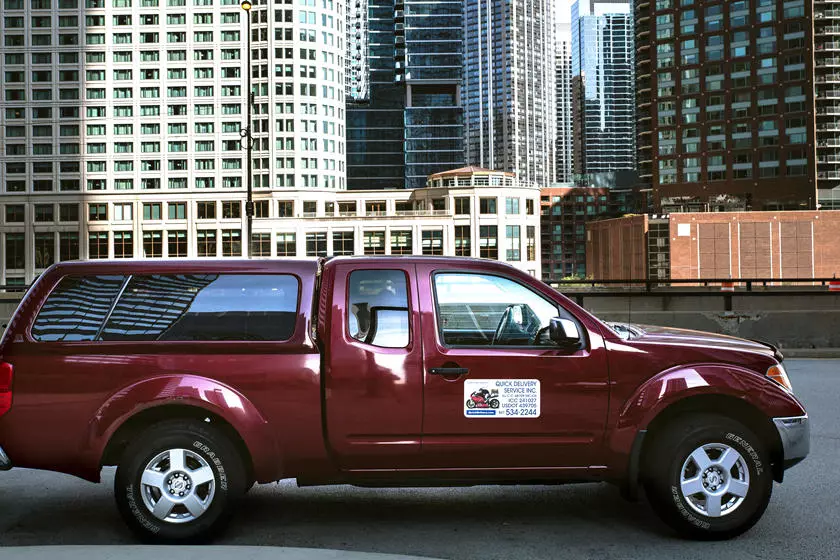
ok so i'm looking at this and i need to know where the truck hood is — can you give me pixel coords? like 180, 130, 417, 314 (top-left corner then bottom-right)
606, 322, 781, 359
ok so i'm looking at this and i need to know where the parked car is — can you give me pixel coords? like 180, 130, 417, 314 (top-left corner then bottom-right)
0, 257, 808, 542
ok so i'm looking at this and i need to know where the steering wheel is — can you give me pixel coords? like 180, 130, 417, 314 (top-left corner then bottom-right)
490, 305, 514, 346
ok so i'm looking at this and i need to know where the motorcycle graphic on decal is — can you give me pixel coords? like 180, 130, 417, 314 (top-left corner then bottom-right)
465, 388, 500, 410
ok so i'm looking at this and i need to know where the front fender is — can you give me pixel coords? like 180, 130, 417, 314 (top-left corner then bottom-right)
86, 374, 279, 482
608, 363, 806, 472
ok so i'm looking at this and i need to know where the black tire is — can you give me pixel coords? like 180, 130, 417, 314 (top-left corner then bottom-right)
643, 413, 772, 540
114, 419, 247, 544
466, 399, 476, 409
489, 399, 500, 409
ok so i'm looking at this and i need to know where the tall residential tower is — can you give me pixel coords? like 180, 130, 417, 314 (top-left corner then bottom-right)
463, 0, 557, 187
556, 22, 574, 184
634, 0, 816, 211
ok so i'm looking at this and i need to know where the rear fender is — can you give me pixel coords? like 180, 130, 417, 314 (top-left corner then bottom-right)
609, 363, 806, 473
86, 374, 279, 482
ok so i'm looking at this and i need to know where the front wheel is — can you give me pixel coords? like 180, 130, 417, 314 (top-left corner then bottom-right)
466, 399, 476, 409
643, 414, 772, 540
114, 419, 247, 543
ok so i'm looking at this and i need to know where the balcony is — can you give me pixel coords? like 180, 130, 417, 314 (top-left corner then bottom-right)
817, 9, 840, 17
818, 170, 840, 179
816, 73, 840, 83
817, 56, 840, 66
818, 89, 840, 98
817, 154, 840, 163
818, 137, 840, 147
816, 25, 840, 34
818, 41, 840, 50
817, 122, 840, 131
817, 106, 840, 115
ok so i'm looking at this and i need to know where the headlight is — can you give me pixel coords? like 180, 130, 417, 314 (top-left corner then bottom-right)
767, 363, 793, 393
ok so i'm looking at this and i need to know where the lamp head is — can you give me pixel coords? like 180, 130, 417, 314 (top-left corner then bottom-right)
241, 0, 251, 10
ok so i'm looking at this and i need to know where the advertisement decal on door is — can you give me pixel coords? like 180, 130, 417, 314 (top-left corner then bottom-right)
464, 379, 540, 418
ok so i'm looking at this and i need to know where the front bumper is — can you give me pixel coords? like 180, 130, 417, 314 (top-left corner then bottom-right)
773, 415, 810, 470
0, 444, 11, 470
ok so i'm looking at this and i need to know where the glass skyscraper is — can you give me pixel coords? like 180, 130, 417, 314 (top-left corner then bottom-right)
346, 0, 465, 190
571, 0, 636, 175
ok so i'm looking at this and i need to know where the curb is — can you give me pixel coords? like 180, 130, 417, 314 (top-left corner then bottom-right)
0, 546, 445, 560
781, 349, 840, 359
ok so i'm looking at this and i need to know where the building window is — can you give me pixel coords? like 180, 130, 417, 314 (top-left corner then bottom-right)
479, 197, 497, 214
168, 231, 187, 257
114, 232, 133, 258
113, 203, 132, 221
252, 233, 271, 257
526, 199, 535, 215
197, 230, 217, 257
5, 233, 25, 269
143, 231, 163, 258
254, 200, 269, 218
218, 201, 239, 219
143, 203, 162, 221
422, 230, 443, 256
59, 232, 80, 261
278, 200, 294, 217
455, 225, 471, 257
34, 232, 55, 269
363, 231, 385, 255
168, 202, 186, 220
333, 231, 354, 256
276, 232, 296, 256
454, 197, 470, 215
505, 226, 521, 261
221, 230, 241, 256
479, 226, 498, 259
89, 203, 108, 221
197, 201, 216, 220
34, 204, 54, 222
365, 201, 386, 216
306, 232, 327, 256
505, 198, 520, 215
390, 230, 412, 255
526, 226, 536, 261
88, 232, 109, 259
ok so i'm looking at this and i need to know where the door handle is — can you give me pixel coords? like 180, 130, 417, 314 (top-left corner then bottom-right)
429, 367, 469, 376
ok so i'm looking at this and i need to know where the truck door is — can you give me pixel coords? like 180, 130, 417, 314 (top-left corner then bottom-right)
323, 263, 423, 469
416, 264, 610, 469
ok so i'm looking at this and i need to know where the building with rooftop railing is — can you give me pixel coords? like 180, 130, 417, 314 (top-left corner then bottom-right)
0, 167, 541, 284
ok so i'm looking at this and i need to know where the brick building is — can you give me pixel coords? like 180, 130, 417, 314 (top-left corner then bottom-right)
587, 211, 840, 280
541, 185, 642, 281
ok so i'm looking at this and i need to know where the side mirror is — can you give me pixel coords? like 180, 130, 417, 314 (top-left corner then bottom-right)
549, 317, 581, 346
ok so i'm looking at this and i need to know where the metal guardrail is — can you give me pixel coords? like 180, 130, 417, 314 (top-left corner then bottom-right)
550, 278, 840, 293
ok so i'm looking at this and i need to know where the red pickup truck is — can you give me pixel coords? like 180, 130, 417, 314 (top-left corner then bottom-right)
0, 257, 808, 543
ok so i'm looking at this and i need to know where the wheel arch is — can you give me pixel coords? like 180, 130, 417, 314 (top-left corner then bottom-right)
101, 404, 255, 485
639, 394, 785, 484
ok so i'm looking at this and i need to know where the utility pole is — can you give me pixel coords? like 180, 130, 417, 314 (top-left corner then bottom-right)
240, 0, 254, 258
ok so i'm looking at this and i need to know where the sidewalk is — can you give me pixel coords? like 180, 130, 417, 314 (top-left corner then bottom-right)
0, 546, 445, 560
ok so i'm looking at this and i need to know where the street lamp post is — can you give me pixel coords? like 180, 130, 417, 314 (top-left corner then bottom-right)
240, 0, 253, 258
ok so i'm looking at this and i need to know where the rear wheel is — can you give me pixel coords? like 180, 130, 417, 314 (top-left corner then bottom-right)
114, 419, 246, 543
643, 414, 772, 540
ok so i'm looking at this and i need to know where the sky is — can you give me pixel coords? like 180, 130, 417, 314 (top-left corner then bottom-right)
556, 0, 573, 25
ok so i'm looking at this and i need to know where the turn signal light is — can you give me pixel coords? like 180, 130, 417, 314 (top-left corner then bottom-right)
0, 362, 12, 417
767, 364, 793, 393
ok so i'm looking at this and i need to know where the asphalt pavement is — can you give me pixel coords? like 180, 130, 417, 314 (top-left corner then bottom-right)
1, 359, 838, 560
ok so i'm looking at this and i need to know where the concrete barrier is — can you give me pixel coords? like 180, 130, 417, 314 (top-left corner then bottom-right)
574, 292, 840, 351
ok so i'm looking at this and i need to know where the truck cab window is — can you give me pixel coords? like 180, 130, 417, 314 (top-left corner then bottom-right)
348, 270, 409, 348
434, 272, 570, 347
